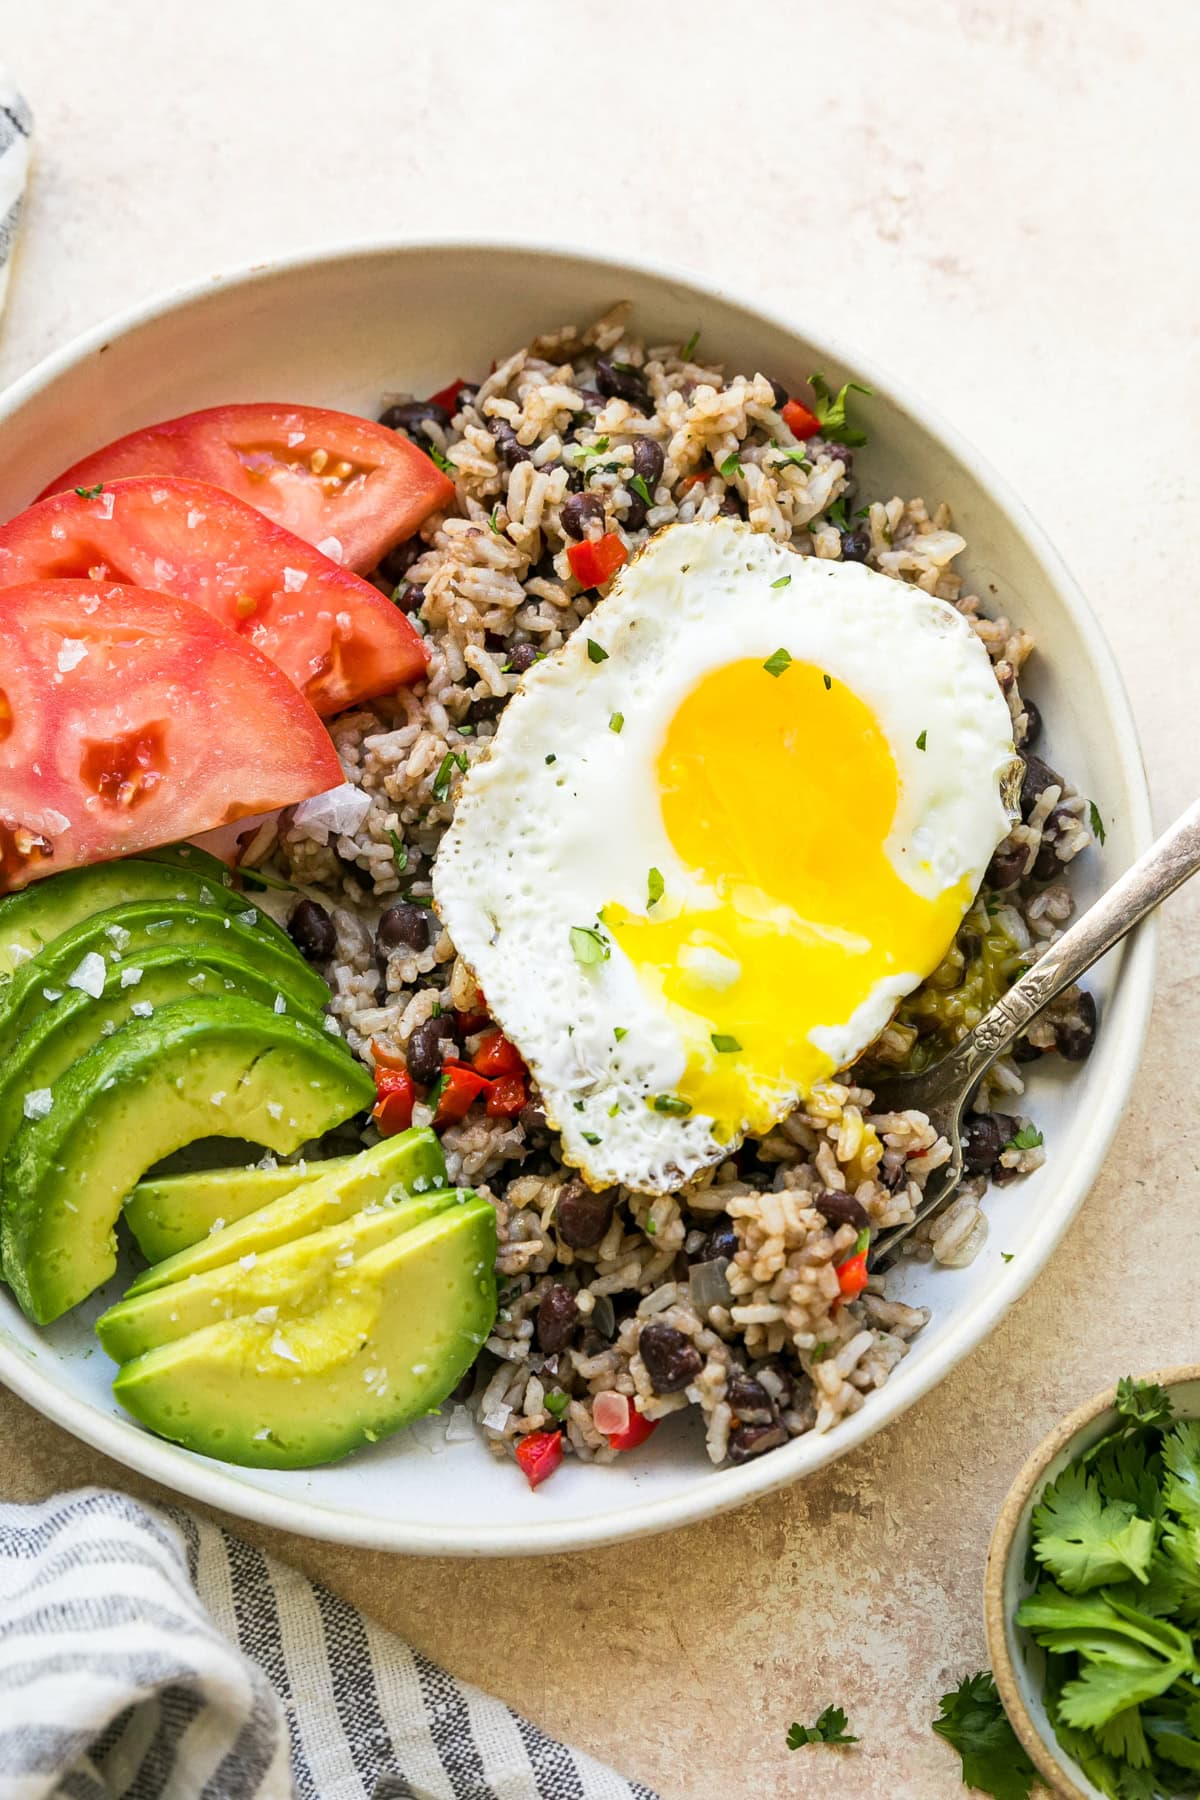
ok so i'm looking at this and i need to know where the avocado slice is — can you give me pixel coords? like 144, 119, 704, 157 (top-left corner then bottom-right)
139, 843, 235, 884
111, 1195, 497, 1467
125, 1155, 354, 1263
0, 945, 327, 1190
0, 900, 330, 1072
98, 1185, 471, 1361
1, 997, 375, 1324
123, 1129, 446, 1295
0, 858, 294, 977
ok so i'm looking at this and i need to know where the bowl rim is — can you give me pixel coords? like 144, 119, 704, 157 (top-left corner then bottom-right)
0, 234, 1158, 1556
984, 1365, 1200, 1799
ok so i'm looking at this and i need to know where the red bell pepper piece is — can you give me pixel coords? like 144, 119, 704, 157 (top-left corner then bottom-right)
428, 377, 467, 415
370, 1036, 407, 1072
472, 1029, 526, 1080
834, 1227, 871, 1305
782, 398, 822, 439
678, 471, 708, 495
372, 1067, 416, 1136
607, 1409, 659, 1452
566, 533, 627, 591
431, 1062, 490, 1126
486, 1074, 527, 1118
515, 1428, 563, 1489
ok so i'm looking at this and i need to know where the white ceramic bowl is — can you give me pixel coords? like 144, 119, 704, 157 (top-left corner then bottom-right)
0, 240, 1155, 1556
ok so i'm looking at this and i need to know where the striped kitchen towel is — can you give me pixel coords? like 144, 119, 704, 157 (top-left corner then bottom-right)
0, 1489, 657, 1800
0, 66, 31, 315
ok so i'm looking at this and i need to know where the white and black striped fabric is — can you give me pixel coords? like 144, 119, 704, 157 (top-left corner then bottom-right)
0, 1489, 657, 1800
0, 66, 31, 313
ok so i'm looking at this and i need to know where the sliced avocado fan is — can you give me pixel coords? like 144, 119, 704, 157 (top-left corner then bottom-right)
124, 1155, 355, 1264
98, 1185, 471, 1361
112, 1195, 497, 1468
1, 996, 375, 1324
123, 1129, 446, 1295
0, 857, 294, 978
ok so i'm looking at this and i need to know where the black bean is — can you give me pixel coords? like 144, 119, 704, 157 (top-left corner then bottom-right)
728, 1423, 788, 1463
536, 1284, 579, 1354
377, 903, 431, 953
839, 527, 871, 563
377, 536, 425, 586
1056, 990, 1097, 1062
406, 1016, 458, 1085
560, 491, 605, 541
1020, 754, 1064, 821
287, 899, 335, 963
958, 927, 982, 958
489, 419, 531, 469
727, 1373, 774, 1424
595, 354, 650, 411
1032, 840, 1063, 883
518, 1098, 549, 1138
760, 1364, 795, 1412
555, 1178, 617, 1249
814, 1190, 870, 1233
987, 842, 1028, 890
467, 692, 507, 726
961, 1112, 1017, 1175
632, 437, 665, 488
718, 491, 746, 519
1020, 696, 1043, 747
638, 1322, 703, 1394
767, 378, 790, 410
823, 442, 855, 475
623, 491, 648, 533
1012, 1036, 1045, 1063
506, 642, 540, 674
379, 399, 452, 441
395, 582, 425, 615
456, 384, 478, 412
704, 1222, 740, 1263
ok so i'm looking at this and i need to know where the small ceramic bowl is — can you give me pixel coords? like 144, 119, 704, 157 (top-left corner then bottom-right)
985, 1366, 1200, 1799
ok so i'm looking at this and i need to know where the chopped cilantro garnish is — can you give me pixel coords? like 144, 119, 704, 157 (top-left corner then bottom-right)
763, 647, 793, 678
608, 1101, 619, 1116
74, 482, 104, 499
581, 1131, 601, 1145
613, 1026, 628, 1042
651, 1093, 691, 1116
932, 1673, 1033, 1800
586, 638, 608, 664
545, 753, 556, 765
570, 924, 609, 967
1001, 1251, 1014, 1263
426, 442, 455, 476
1089, 799, 1107, 845
1005, 1124, 1043, 1152
771, 574, 792, 589
544, 1389, 570, 1417
488, 504, 502, 533
645, 1217, 657, 1235
387, 830, 407, 874
807, 372, 874, 447
772, 443, 811, 470
629, 473, 653, 506
457, 723, 475, 736
916, 729, 927, 751
454, 750, 468, 773
609, 712, 624, 734
787, 1706, 859, 1750
823, 673, 832, 691
718, 450, 742, 481
431, 751, 458, 802
826, 495, 850, 532
711, 1033, 742, 1053
810, 1342, 831, 1363
680, 328, 700, 360
646, 867, 664, 909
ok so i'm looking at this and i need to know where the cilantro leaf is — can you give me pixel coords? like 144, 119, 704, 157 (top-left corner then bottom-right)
426, 441, 455, 476
613, 1026, 627, 1042
387, 830, 408, 874
786, 1704, 858, 1749
569, 925, 609, 967
718, 450, 742, 481
763, 647, 792, 678
807, 372, 874, 447
1162, 1419, 1200, 1528
431, 751, 458, 802
651, 1093, 691, 1116
1117, 1377, 1175, 1432
646, 867, 664, 909
771, 573, 792, 589
826, 494, 850, 532
772, 442, 811, 470
581, 1131, 601, 1145
488, 504, 502, 533
608, 711, 624, 734
74, 482, 104, 499
711, 1033, 742, 1053
680, 328, 700, 360
1090, 799, 1107, 845
544, 1389, 569, 1417
1031, 1465, 1155, 1592
1005, 1124, 1043, 1152
629, 473, 653, 506
916, 729, 927, 751
586, 638, 608, 664
931, 1672, 1034, 1800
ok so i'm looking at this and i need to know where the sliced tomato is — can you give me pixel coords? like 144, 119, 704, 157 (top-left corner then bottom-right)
0, 580, 342, 891
38, 403, 456, 575
0, 479, 428, 716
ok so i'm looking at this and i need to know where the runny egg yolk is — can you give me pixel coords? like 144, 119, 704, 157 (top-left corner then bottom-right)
601, 657, 972, 1135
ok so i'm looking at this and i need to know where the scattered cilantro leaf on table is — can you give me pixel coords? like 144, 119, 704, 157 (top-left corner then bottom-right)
786, 1704, 858, 1749
932, 1672, 1034, 1800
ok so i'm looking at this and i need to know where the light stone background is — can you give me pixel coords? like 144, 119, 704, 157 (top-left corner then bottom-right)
0, 3, 1196, 1795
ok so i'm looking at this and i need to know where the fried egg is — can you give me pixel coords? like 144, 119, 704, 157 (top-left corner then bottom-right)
433, 519, 1015, 1194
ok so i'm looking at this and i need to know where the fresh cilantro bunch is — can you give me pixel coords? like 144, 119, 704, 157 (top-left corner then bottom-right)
1012, 1377, 1200, 1796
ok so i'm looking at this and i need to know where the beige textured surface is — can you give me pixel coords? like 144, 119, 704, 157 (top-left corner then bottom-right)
0, 3, 1196, 1794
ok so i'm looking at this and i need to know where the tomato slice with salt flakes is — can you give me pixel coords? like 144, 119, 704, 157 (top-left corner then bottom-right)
37, 402, 456, 575
0, 580, 342, 892
0, 479, 429, 716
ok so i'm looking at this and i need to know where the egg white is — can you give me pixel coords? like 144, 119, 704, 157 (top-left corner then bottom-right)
433, 519, 1014, 1194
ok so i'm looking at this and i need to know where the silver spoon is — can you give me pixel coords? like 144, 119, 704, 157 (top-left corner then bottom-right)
868, 796, 1200, 1267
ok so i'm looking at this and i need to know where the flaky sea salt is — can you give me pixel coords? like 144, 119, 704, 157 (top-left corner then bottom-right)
23, 1088, 53, 1120
130, 1001, 154, 1018
283, 567, 307, 592
67, 952, 106, 998
120, 967, 144, 988
56, 639, 88, 673
316, 535, 343, 563
270, 1332, 300, 1364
